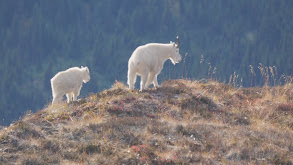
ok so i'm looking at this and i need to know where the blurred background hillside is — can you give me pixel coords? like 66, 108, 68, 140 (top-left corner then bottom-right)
0, 0, 292, 125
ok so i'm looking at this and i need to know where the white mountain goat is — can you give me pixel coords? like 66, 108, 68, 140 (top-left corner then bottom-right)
51, 66, 90, 105
127, 36, 182, 91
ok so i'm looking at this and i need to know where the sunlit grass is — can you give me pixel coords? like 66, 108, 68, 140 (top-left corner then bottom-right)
1, 78, 292, 164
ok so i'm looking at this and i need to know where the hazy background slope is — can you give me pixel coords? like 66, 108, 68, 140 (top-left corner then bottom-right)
0, 0, 292, 125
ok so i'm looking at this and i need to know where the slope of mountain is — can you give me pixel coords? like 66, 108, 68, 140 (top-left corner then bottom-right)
0, 80, 292, 164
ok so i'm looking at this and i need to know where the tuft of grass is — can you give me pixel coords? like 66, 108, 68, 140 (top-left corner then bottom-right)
85, 143, 101, 155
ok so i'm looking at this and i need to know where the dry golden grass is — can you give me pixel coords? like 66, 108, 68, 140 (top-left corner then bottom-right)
0, 79, 292, 164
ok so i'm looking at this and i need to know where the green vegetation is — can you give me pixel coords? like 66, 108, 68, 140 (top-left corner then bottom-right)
0, 1, 292, 125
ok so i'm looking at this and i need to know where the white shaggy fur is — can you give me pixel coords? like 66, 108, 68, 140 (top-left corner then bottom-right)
127, 38, 182, 91
51, 66, 90, 105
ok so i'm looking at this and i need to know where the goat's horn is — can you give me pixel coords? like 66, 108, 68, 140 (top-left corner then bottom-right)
176, 36, 179, 48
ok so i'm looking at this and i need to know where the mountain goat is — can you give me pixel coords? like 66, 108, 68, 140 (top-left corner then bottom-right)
127, 36, 182, 91
51, 66, 90, 105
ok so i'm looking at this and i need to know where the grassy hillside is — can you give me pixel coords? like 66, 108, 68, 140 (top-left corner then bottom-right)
0, 79, 292, 164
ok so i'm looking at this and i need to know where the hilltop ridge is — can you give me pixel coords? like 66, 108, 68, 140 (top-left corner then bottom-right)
0, 79, 292, 164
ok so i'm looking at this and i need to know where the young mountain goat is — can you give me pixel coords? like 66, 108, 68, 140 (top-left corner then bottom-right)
51, 66, 90, 105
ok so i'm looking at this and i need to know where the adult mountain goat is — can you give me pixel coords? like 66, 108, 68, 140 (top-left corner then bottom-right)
128, 36, 182, 91
51, 66, 90, 105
